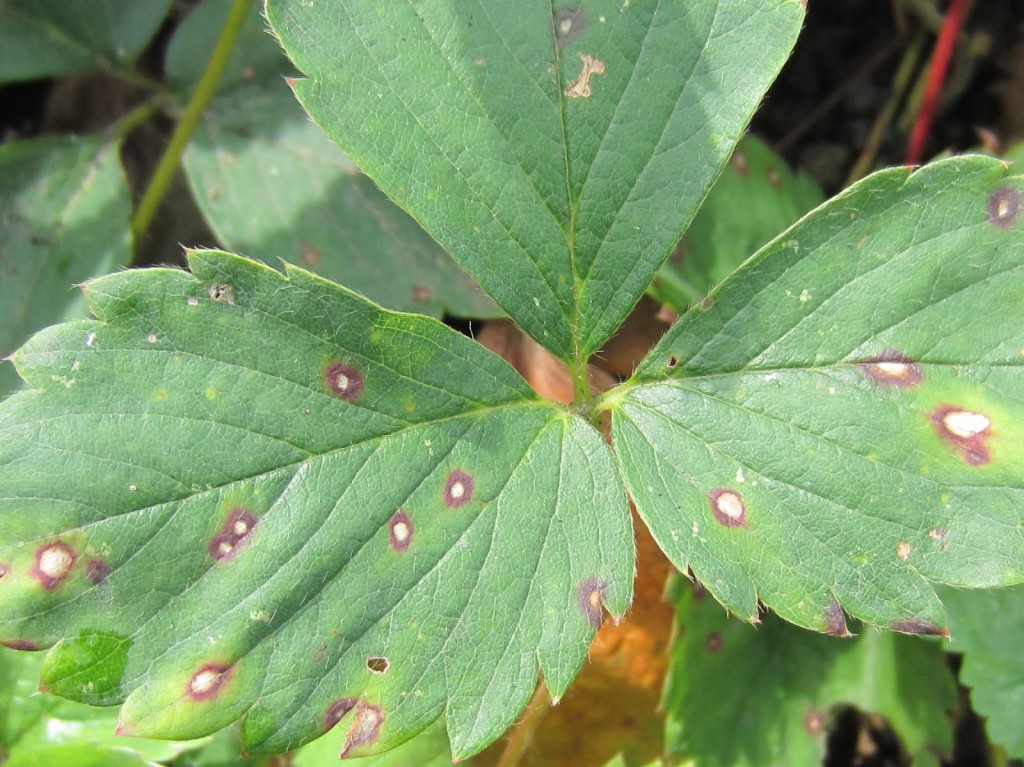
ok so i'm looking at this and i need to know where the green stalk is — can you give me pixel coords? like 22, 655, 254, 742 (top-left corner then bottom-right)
129, 0, 253, 243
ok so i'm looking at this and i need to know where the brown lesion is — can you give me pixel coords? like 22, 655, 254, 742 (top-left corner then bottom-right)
859, 349, 923, 387
564, 53, 606, 99
930, 405, 992, 465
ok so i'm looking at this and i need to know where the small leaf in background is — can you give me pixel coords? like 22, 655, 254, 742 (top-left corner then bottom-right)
0, 0, 171, 83
941, 584, 1024, 759
0, 251, 633, 760
610, 155, 1024, 632
651, 134, 824, 312
171, 0, 498, 318
267, 0, 803, 360
0, 646, 206, 767
664, 583, 956, 767
0, 135, 132, 397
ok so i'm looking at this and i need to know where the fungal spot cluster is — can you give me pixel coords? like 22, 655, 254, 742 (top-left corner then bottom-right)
32, 542, 77, 590
577, 575, 607, 628
366, 656, 390, 674
339, 701, 384, 758
931, 405, 992, 465
208, 283, 235, 304
564, 52, 605, 98
187, 662, 232, 701
443, 470, 474, 508
324, 361, 365, 402
708, 488, 746, 528
860, 349, 923, 388
987, 187, 1020, 229
387, 510, 413, 553
208, 508, 257, 562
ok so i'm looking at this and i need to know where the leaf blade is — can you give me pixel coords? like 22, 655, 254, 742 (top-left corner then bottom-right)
265, 0, 803, 360
611, 155, 1024, 632
0, 251, 633, 759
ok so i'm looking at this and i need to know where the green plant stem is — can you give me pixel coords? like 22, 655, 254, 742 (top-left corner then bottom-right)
129, 0, 253, 243
109, 97, 164, 140
570, 356, 592, 411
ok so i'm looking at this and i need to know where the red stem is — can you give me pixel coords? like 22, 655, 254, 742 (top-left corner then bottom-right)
904, 0, 970, 166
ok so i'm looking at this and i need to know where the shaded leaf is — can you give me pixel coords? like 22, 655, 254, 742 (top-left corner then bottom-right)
664, 583, 956, 766
0, 135, 132, 397
609, 155, 1024, 632
941, 584, 1024, 759
651, 134, 823, 311
0, 647, 204, 767
173, 0, 499, 318
0, 250, 632, 760
266, 0, 803, 360
0, 0, 171, 83
164, 0, 289, 92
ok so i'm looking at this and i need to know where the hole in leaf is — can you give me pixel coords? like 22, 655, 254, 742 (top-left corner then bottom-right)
366, 656, 390, 674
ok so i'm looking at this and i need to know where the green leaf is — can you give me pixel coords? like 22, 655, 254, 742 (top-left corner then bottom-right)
265, 0, 803, 360
664, 583, 956, 766
609, 155, 1024, 632
164, 0, 291, 92
293, 718, 457, 766
942, 584, 1024, 758
0, 0, 171, 83
0, 251, 632, 760
182, 82, 500, 318
0, 135, 133, 397
0, 647, 205, 767
651, 134, 824, 311
173, 0, 499, 319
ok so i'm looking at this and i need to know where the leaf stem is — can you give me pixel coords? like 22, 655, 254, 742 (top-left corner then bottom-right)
109, 96, 165, 140
129, 0, 253, 243
570, 355, 593, 412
